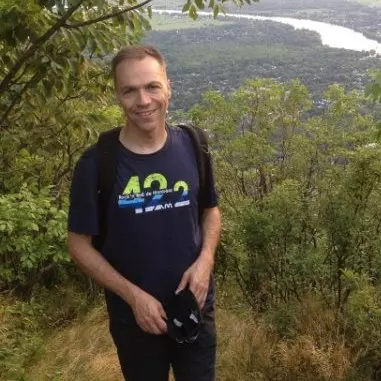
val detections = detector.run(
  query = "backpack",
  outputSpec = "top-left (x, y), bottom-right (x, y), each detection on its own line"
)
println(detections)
top-left (93, 124), bottom-right (210, 251)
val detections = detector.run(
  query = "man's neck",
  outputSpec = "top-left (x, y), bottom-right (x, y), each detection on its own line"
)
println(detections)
top-left (119, 122), bottom-right (168, 154)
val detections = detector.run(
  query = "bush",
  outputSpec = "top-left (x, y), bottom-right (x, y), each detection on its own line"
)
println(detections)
top-left (0, 186), bottom-right (69, 295)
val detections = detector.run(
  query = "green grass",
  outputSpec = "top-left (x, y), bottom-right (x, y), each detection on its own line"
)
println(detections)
top-left (150, 14), bottom-right (234, 31)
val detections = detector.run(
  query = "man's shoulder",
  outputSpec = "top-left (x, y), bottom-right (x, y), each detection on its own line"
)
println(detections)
top-left (168, 123), bottom-right (188, 136)
top-left (79, 144), bottom-right (97, 162)
top-left (166, 123), bottom-right (191, 148)
top-left (79, 127), bottom-right (121, 161)
top-left (169, 123), bottom-right (209, 151)
top-left (168, 123), bottom-right (202, 144)
top-left (73, 145), bottom-right (98, 176)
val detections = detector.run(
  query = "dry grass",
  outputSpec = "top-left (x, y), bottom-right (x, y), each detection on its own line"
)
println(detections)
top-left (27, 306), bottom-right (122, 381)
top-left (216, 296), bottom-right (352, 381)
top-left (272, 297), bottom-right (351, 381)
top-left (22, 297), bottom-right (355, 381)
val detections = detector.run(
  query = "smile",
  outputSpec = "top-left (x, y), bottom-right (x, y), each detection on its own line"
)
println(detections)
top-left (137, 110), bottom-right (156, 117)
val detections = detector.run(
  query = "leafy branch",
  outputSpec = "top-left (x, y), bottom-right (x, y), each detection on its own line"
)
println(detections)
top-left (0, 0), bottom-right (152, 130)
top-left (63, 0), bottom-right (153, 29)
top-left (0, 72), bottom-right (41, 128)
top-left (0, 1), bottom-right (84, 98)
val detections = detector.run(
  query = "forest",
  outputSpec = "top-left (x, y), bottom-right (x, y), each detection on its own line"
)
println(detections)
top-left (1, 0), bottom-right (381, 380)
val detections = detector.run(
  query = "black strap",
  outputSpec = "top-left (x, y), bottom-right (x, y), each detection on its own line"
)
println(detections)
top-left (93, 127), bottom-right (121, 251)
top-left (176, 124), bottom-right (209, 221)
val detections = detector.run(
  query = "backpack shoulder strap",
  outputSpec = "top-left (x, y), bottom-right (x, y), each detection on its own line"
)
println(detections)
top-left (177, 123), bottom-right (209, 221)
top-left (97, 127), bottom-right (122, 196)
top-left (93, 126), bottom-right (122, 250)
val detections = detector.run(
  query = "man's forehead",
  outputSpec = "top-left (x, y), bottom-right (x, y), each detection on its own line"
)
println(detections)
top-left (115, 57), bottom-right (167, 80)
top-left (117, 76), bottom-right (168, 91)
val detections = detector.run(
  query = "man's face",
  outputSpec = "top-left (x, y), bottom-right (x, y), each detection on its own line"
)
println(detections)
top-left (115, 56), bottom-right (171, 133)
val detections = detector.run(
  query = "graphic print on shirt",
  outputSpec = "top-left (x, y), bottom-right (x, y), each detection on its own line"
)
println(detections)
top-left (118, 173), bottom-right (190, 214)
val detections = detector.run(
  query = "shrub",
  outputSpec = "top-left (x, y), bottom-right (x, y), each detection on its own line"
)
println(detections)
top-left (0, 186), bottom-right (69, 295)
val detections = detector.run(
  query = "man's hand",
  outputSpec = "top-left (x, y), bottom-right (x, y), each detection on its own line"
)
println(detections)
top-left (130, 288), bottom-right (168, 335)
top-left (176, 254), bottom-right (214, 309)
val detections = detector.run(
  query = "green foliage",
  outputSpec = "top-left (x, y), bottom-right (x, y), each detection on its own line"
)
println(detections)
top-left (0, 186), bottom-right (69, 291)
top-left (181, 0), bottom-right (259, 19)
top-left (366, 69), bottom-right (381, 102)
top-left (0, 300), bottom-right (45, 380)
top-left (343, 270), bottom-right (381, 379)
top-left (190, 80), bottom-right (381, 310)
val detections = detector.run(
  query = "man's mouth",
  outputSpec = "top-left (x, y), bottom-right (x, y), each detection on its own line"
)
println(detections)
top-left (137, 110), bottom-right (156, 117)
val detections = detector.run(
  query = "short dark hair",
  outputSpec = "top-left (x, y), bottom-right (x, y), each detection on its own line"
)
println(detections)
top-left (111, 45), bottom-right (167, 84)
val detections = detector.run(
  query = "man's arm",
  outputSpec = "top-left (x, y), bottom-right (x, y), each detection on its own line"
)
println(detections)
top-left (199, 206), bottom-right (222, 267)
top-left (68, 232), bottom-right (167, 334)
top-left (176, 206), bottom-right (221, 307)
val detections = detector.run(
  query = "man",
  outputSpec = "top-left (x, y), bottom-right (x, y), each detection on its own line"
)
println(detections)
top-left (67, 45), bottom-right (221, 381)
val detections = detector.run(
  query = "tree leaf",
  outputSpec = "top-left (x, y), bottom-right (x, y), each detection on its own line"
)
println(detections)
top-left (195, 0), bottom-right (205, 9)
top-left (182, 1), bottom-right (191, 13)
top-left (213, 4), bottom-right (219, 18)
top-left (96, 0), bottom-right (106, 10)
top-left (189, 3), bottom-right (198, 20)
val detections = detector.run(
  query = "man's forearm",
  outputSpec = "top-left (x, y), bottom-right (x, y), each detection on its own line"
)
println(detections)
top-left (67, 232), bottom-right (138, 306)
top-left (199, 206), bottom-right (221, 266)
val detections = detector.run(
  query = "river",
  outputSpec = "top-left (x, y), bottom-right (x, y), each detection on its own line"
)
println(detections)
top-left (153, 9), bottom-right (381, 55)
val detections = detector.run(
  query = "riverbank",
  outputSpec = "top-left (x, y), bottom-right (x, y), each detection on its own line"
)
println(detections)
top-left (153, 9), bottom-right (381, 55)
top-left (153, 0), bottom-right (381, 43)
top-left (237, 0), bottom-right (381, 43)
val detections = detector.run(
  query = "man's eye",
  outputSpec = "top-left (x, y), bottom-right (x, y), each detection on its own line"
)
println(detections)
top-left (148, 84), bottom-right (160, 90)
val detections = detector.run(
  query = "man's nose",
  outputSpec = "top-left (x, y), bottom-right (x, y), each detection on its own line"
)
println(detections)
top-left (136, 89), bottom-right (150, 106)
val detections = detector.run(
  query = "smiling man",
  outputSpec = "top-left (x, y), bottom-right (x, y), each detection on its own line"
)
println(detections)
top-left (67, 45), bottom-right (221, 381)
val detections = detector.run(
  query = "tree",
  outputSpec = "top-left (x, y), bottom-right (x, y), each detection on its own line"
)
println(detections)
top-left (190, 80), bottom-right (381, 310)
top-left (366, 70), bottom-right (381, 103)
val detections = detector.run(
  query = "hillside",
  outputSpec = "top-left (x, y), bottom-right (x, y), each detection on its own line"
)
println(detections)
top-left (144, 14), bottom-right (380, 111)
top-left (154, 0), bottom-right (381, 40)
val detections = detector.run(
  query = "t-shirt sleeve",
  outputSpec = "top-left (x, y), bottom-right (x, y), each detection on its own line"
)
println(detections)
top-left (68, 147), bottom-right (99, 236)
top-left (203, 150), bottom-right (219, 209)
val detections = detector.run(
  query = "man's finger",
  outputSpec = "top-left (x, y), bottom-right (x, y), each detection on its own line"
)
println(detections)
top-left (149, 324), bottom-right (162, 335)
top-left (189, 282), bottom-right (203, 299)
top-left (138, 320), bottom-right (149, 333)
top-left (193, 287), bottom-right (207, 308)
top-left (188, 284), bottom-right (200, 303)
top-left (200, 294), bottom-right (207, 309)
top-left (151, 304), bottom-right (168, 334)
top-left (176, 273), bottom-right (189, 294)
top-left (150, 314), bottom-right (167, 334)
top-left (157, 317), bottom-right (168, 334)
top-left (159, 304), bottom-right (168, 320)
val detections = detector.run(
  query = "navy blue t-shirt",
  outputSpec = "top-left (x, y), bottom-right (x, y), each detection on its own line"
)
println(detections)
top-left (68, 126), bottom-right (218, 319)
